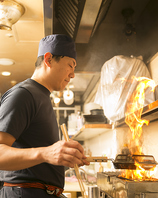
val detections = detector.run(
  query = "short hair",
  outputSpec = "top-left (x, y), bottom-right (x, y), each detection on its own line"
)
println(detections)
top-left (35, 55), bottom-right (64, 67)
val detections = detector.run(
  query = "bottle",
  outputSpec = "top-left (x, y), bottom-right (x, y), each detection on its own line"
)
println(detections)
top-left (77, 111), bottom-right (83, 130)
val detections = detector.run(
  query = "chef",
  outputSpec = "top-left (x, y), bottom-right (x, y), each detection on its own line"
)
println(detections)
top-left (0, 34), bottom-right (89, 198)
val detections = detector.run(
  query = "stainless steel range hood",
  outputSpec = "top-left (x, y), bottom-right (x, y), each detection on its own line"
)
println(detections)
top-left (43, 0), bottom-right (113, 43)
top-left (116, 100), bottom-right (158, 127)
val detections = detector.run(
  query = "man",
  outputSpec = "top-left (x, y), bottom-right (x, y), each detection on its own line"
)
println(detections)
top-left (0, 34), bottom-right (89, 198)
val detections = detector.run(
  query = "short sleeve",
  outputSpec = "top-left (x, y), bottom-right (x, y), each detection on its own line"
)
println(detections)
top-left (0, 88), bottom-right (35, 139)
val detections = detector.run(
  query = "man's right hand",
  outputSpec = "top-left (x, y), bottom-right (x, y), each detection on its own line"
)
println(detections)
top-left (42, 139), bottom-right (90, 168)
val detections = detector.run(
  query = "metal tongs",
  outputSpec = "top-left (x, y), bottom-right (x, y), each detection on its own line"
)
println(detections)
top-left (86, 154), bottom-right (158, 170)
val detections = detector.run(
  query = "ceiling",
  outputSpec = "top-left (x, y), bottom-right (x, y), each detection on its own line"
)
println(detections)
top-left (0, 0), bottom-right (158, 107)
top-left (0, 0), bottom-right (44, 95)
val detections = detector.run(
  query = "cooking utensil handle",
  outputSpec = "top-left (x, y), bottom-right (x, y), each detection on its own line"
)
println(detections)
top-left (61, 123), bottom-right (87, 198)
top-left (86, 157), bottom-right (108, 162)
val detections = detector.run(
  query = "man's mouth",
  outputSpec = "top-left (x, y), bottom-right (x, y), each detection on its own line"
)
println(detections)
top-left (65, 79), bottom-right (69, 83)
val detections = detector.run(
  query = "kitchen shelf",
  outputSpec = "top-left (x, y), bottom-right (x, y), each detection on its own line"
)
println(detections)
top-left (71, 123), bottom-right (112, 141)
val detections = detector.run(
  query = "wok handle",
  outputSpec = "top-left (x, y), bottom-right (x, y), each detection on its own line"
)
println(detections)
top-left (86, 156), bottom-right (109, 162)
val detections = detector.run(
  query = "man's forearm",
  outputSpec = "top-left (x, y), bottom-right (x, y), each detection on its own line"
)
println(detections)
top-left (0, 140), bottom-right (89, 171)
top-left (0, 144), bottom-right (44, 171)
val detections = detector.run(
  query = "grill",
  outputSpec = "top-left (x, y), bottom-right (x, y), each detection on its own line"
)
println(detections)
top-left (89, 153), bottom-right (158, 170)
top-left (112, 154), bottom-right (157, 170)
top-left (97, 171), bottom-right (158, 198)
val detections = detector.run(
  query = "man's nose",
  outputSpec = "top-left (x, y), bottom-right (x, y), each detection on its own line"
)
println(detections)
top-left (70, 71), bottom-right (75, 78)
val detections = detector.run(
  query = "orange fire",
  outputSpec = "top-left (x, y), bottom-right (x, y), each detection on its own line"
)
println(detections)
top-left (120, 76), bottom-right (157, 181)
top-left (120, 161), bottom-right (157, 181)
top-left (120, 77), bottom-right (126, 84)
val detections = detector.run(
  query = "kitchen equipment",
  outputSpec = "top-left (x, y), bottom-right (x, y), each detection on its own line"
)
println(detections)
top-left (86, 154), bottom-right (158, 170)
top-left (97, 171), bottom-right (158, 198)
top-left (113, 154), bottom-right (157, 170)
top-left (90, 109), bottom-right (104, 115)
top-left (86, 157), bottom-right (108, 162)
top-left (63, 90), bottom-right (74, 105)
top-left (83, 108), bottom-right (107, 123)
top-left (83, 115), bottom-right (107, 123)
top-left (83, 103), bottom-right (102, 115)
top-left (88, 186), bottom-right (100, 198)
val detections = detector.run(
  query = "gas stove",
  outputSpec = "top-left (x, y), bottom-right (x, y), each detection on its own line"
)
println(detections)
top-left (97, 171), bottom-right (158, 198)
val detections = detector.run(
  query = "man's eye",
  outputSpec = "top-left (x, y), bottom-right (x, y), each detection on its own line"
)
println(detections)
top-left (69, 65), bottom-right (73, 68)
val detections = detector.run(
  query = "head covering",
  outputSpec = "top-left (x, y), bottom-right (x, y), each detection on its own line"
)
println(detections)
top-left (37, 34), bottom-right (76, 60)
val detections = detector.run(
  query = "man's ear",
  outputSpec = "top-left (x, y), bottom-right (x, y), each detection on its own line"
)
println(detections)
top-left (44, 52), bottom-right (52, 67)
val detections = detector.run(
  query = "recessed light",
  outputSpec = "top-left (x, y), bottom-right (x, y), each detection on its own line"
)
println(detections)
top-left (1, 71), bottom-right (11, 76)
top-left (10, 80), bottom-right (17, 86)
top-left (5, 33), bottom-right (13, 38)
top-left (0, 58), bottom-right (14, 66)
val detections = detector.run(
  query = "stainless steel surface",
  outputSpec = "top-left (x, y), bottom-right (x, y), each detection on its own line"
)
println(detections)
top-left (74, 0), bottom-right (103, 43)
top-left (97, 172), bottom-right (158, 198)
top-left (116, 100), bottom-right (158, 127)
top-left (54, 0), bottom-right (112, 43)
top-left (88, 186), bottom-right (100, 198)
top-left (43, 0), bottom-right (53, 36)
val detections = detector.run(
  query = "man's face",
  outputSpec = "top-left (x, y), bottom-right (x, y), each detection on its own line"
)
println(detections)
top-left (49, 56), bottom-right (77, 91)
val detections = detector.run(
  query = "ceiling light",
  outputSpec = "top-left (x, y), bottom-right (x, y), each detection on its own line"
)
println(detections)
top-left (1, 71), bottom-right (11, 76)
top-left (5, 33), bottom-right (13, 37)
top-left (0, 0), bottom-right (25, 31)
top-left (10, 80), bottom-right (17, 86)
top-left (0, 58), bottom-right (14, 65)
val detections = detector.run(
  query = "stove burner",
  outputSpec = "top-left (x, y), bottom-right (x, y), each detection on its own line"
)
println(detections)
top-left (97, 172), bottom-right (158, 198)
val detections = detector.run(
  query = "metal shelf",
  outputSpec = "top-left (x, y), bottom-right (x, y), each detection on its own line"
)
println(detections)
top-left (71, 123), bottom-right (112, 141)
top-left (115, 100), bottom-right (158, 127)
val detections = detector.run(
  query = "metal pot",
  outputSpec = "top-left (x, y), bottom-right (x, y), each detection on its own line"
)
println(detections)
top-left (90, 109), bottom-right (104, 115)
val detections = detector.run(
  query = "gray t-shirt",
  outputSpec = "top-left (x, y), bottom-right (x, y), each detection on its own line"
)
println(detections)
top-left (0, 79), bottom-right (64, 188)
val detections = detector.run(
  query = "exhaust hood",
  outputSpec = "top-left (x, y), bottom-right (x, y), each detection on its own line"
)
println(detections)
top-left (43, 0), bottom-right (113, 43)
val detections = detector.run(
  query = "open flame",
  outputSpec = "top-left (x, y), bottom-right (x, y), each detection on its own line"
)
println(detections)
top-left (120, 76), bottom-right (157, 181)
top-left (120, 161), bottom-right (157, 181)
